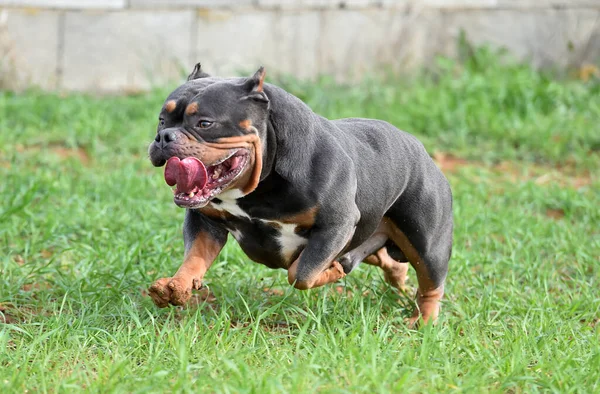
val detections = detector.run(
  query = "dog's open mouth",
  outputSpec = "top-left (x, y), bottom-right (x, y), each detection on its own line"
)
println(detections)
top-left (164, 149), bottom-right (250, 208)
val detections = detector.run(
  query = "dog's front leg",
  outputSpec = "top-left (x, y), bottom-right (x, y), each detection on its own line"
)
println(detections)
top-left (287, 222), bottom-right (357, 290)
top-left (149, 210), bottom-right (227, 307)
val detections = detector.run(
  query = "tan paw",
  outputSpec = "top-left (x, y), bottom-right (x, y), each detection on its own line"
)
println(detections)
top-left (405, 294), bottom-right (441, 329)
top-left (148, 276), bottom-right (202, 308)
top-left (406, 308), bottom-right (430, 329)
top-left (405, 310), bottom-right (435, 329)
top-left (405, 314), bottom-right (438, 329)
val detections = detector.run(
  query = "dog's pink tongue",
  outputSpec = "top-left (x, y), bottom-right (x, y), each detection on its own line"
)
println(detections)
top-left (164, 157), bottom-right (207, 193)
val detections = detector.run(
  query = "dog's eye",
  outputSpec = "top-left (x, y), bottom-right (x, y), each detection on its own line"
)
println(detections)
top-left (158, 118), bottom-right (165, 127)
top-left (197, 120), bottom-right (213, 129)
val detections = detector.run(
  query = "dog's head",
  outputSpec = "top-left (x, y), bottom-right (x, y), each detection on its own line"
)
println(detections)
top-left (148, 64), bottom-right (270, 209)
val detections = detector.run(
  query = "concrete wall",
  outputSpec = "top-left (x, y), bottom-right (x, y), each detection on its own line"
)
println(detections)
top-left (0, 0), bottom-right (599, 92)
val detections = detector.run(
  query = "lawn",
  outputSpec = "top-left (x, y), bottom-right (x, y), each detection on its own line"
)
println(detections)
top-left (1, 50), bottom-right (599, 393)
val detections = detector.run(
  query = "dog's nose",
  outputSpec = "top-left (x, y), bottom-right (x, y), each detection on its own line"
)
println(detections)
top-left (155, 129), bottom-right (178, 145)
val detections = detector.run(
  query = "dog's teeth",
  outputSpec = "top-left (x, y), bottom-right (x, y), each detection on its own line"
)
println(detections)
top-left (189, 192), bottom-right (195, 198)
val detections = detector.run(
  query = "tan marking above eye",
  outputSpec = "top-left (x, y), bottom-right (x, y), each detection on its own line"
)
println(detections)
top-left (185, 102), bottom-right (199, 116)
top-left (165, 100), bottom-right (177, 113)
top-left (239, 119), bottom-right (252, 130)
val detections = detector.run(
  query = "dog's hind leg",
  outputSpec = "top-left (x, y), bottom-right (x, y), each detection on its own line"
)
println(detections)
top-left (381, 218), bottom-right (448, 327)
top-left (339, 222), bottom-right (408, 291)
top-left (363, 248), bottom-right (409, 292)
top-left (338, 228), bottom-right (388, 274)
top-left (338, 225), bottom-right (409, 291)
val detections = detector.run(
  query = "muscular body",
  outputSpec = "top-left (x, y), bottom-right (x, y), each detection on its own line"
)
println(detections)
top-left (147, 65), bottom-right (453, 326)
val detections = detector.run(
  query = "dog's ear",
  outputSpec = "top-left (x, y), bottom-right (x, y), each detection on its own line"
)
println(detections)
top-left (187, 63), bottom-right (210, 81)
top-left (242, 66), bottom-right (268, 103)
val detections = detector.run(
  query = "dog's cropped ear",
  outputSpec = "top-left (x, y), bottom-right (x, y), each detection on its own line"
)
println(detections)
top-left (242, 66), bottom-right (269, 104)
top-left (187, 63), bottom-right (210, 81)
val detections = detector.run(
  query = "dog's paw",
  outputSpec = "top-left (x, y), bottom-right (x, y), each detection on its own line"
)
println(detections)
top-left (405, 313), bottom-right (422, 329)
top-left (148, 276), bottom-right (202, 308)
top-left (405, 294), bottom-right (441, 329)
top-left (405, 312), bottom-right (437, 329)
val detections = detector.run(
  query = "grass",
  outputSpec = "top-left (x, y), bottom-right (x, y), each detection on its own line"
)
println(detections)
top-left (0, 50), bottom-right (599, 393)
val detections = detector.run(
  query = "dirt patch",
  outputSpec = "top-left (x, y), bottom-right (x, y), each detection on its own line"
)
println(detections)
top-left (50, 146), bottom-right (90, 165)
top-left (21, 282), bottom-right (51, 293)
top-left (433, 152), bottom-right (471, 172)
top-left (263, 287), bottom-right (285, 296)
top-left (580, 317), bottom-right (599, 329)
top-left (15, 143), bottom-right (90, 166)
top-left (229, 319), bottom-right (291, 333)
top-left (264, 321), bottom-right (290, 331)
top-left (11, 250), bottom-right (54, 267)
top-left (0, 304), bottom-right (19, 324)
top-left (433, 151), bottom-right (593, 189)
top-left (545, 208), bottom-right (565, 220)
top-left (531, 170), bottom-right (593, 189)
top-left (40, 249), bottom-right (53, 259)
top-left (0, 303), bottom-right (41, 324)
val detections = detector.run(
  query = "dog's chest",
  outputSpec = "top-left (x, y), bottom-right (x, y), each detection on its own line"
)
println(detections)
top-left (206, 197), bottom-right (308, 268)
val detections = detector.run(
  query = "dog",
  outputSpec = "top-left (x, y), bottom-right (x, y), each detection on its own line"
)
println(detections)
top-left (147, 64), bottom-right (453, 325)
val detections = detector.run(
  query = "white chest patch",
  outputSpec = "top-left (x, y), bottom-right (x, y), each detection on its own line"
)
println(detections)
top-left (262, 220), bottom-right (308, 263)
top-left (211, 190), bottom-right (250, 219)
top-left (219, 188), bottom-right (245, 201)
top-left (209, 190), bottom-right (309, 264)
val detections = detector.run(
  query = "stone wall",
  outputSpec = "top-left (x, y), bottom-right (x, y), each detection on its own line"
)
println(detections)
top-left (0, 0), bottom-right (599, 92)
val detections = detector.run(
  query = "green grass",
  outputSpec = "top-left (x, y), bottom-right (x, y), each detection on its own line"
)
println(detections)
top-left (1, 51), bottom-right (599, 393)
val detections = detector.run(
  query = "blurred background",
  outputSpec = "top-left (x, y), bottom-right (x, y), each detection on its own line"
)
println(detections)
top-left (1, 0), bottom-right (599, 92)
top-left (1, 1), bottom-right (600, 391)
